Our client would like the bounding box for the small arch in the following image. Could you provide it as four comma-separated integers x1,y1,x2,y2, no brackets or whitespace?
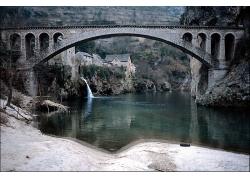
197,33,207,50
225,33,235,62
78,66,81,75
182,32,193,43
53,32,63,44
25,33,35,59
211,33,221,59
10,33,21,50
39,33,49,50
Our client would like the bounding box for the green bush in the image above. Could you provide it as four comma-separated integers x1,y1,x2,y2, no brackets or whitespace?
206,16,218,26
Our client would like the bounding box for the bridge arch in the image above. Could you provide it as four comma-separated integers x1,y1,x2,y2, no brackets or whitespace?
26,27,221,69
211,33,221,59
197,33,207,50
25,33,35,59
182,32,193,43
9,33,21,50
53,32,64,44
39,33,50,50
224,33,235,62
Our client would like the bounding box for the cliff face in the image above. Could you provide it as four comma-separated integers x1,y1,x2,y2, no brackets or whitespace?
0,6,183,27
196,61,250,107
183,6,238,26
183,6,250,107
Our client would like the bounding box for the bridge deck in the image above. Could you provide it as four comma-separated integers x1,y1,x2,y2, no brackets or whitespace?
1,25,245,30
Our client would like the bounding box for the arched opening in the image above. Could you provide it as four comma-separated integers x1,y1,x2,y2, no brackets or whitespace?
10,33,21,50
182,33,193,43
39,33,49,50
53,32,63,44
25,33,35,60
197,33,207,50
211,33,220,59
78,66,81,75
225,33,235,62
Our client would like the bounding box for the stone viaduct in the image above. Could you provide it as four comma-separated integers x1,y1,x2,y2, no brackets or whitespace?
0,25,245,95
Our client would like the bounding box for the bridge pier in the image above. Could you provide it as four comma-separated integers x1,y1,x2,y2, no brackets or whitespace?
20,38,26,62
208,68,229,87
218,38,226,68
25,69,38,97
206,38,211,56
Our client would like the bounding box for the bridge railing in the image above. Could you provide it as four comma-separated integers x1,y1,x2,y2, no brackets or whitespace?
1,25,245,30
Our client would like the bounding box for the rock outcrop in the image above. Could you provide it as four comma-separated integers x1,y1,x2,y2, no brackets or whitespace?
196,61,250,107
183,6,250,107
183,6,238,26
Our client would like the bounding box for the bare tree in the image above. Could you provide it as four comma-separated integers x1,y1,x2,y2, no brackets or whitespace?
0,34,34,106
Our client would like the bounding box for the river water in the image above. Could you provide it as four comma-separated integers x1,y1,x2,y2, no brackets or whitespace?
36,92,250,154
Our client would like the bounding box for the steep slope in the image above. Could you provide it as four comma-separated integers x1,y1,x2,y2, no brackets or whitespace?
0,6,184,27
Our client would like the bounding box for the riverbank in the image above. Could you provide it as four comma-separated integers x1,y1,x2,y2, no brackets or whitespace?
1,99,249,171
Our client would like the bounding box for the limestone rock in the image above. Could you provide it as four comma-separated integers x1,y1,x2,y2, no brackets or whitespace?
196,61,250,107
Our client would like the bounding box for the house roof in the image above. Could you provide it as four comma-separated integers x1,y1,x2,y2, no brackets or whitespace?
105,54,130,62
77,52,93,57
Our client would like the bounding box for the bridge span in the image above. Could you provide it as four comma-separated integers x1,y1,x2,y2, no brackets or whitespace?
0,25,245,88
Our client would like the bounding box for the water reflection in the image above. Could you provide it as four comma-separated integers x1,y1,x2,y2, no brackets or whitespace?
82,97,93,119
37,92,250,154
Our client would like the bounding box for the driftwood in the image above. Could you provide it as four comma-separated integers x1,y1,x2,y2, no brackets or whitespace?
41,100,69,113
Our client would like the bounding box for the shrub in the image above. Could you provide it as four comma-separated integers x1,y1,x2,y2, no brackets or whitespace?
0,111,8,125
206,16,218,26
12,92,23,107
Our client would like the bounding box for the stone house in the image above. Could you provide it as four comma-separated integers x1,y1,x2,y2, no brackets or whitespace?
75,52,93,66
103,54,136,79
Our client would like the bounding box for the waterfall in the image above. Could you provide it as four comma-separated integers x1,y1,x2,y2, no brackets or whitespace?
28,70,38,96
81,77,94,98
153,84,157,92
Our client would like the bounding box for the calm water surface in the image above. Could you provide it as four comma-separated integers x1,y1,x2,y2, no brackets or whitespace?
36,92,250,154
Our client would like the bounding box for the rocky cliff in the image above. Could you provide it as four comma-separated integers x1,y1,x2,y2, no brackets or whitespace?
0,6,183,27
182,6,238,26
183,6,250,107
196,61,250,107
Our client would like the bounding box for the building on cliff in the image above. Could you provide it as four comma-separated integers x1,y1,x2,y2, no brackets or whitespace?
103,54,136,79
75,52,105,66
75,52,93,66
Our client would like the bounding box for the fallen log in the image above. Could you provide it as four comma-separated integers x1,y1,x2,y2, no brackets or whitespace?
41,100,69,113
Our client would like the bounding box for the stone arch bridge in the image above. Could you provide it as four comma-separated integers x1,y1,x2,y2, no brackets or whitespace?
0,25,245,89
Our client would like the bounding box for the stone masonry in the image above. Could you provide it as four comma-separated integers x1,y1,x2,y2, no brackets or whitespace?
0,25,245,95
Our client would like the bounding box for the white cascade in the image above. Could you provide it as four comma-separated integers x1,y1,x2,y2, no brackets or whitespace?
153,84,157,92
81,77,94,98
